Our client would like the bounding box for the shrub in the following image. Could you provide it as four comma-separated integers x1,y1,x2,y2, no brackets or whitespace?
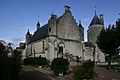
24,56,49,67
50,57,69,76
74,60,95,80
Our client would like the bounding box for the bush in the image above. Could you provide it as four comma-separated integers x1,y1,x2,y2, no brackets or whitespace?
24,56,49,67
74,60,95,80
50,57,69,76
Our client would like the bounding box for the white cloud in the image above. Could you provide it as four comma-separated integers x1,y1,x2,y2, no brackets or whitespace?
5,37,25,49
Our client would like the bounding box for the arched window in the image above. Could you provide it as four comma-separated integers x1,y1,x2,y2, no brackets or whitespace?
58,42,65,55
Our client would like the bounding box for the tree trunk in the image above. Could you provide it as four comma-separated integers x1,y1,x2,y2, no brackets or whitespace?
108,55,112,69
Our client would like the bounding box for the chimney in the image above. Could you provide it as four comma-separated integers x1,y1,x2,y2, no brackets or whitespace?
99,14,104,25
64,5,71,13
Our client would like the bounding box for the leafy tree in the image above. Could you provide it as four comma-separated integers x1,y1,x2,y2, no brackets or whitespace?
0,41,6,55
50,57,69,76
96,23,119,69
115,19,120,53
0,42,21,80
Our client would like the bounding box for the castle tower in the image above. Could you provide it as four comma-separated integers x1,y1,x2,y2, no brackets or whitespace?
87,13,104,45
87,12,105,62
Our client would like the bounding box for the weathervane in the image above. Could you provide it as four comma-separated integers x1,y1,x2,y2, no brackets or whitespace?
38,16,40,21
94,6,96,15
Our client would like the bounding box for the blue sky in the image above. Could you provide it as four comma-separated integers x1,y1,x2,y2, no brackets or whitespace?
0,0,120,48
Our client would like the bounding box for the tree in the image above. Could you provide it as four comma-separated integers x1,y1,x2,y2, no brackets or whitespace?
96,24,119,69
115,19,120,54
0,42,21,80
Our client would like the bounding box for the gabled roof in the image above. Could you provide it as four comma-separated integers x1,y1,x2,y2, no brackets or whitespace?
30,15,64,43
30,24,48,42
89,15,102,27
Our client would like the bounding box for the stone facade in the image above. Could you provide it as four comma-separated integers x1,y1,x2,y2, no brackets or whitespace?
25,5,105,62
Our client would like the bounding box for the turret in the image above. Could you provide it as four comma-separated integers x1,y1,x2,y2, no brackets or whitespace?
99,14,104,25
26,29,32,45
79,20,84,41
36,21,40,30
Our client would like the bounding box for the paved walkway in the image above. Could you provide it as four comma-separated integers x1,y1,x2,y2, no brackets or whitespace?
94,66,120,80
19,66,120,80
19,66,52,80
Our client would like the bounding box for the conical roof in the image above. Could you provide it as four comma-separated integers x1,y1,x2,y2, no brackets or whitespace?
26,29,30,35
89,15,102,27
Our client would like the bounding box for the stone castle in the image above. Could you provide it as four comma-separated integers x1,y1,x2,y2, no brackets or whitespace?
23,5,105,62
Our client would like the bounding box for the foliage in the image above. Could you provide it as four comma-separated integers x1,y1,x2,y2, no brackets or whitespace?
96,20,120,69
0,42,6,54
50,57,69,76
0,42,21,80
112,55,120,62
96,26,117,55
24,56,49,67
74,60,95,80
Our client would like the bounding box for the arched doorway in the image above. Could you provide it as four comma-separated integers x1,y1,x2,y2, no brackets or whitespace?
58,42,65,57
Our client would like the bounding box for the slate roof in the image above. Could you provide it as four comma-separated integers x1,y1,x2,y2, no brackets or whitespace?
30,15,65,43
30,24,49,42
89,15,102,27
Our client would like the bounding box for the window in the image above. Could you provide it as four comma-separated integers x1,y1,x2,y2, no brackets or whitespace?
49,28,51,32
59,46,63,54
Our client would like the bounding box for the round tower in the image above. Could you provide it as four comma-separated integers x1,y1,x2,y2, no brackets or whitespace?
87,14,104,45
87,13,105,62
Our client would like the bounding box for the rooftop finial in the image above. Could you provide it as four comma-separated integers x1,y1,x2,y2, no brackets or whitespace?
79,20,81,24
95,6,96,15
38,16,39,21
28,28,29,32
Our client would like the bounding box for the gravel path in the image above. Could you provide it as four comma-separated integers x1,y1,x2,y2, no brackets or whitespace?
94,66,120,80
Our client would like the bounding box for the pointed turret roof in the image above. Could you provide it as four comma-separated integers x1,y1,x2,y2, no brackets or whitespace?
36,21,40,27
36,21,40,29
26,29,30,35
89,14,102,27
78,20,83,28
